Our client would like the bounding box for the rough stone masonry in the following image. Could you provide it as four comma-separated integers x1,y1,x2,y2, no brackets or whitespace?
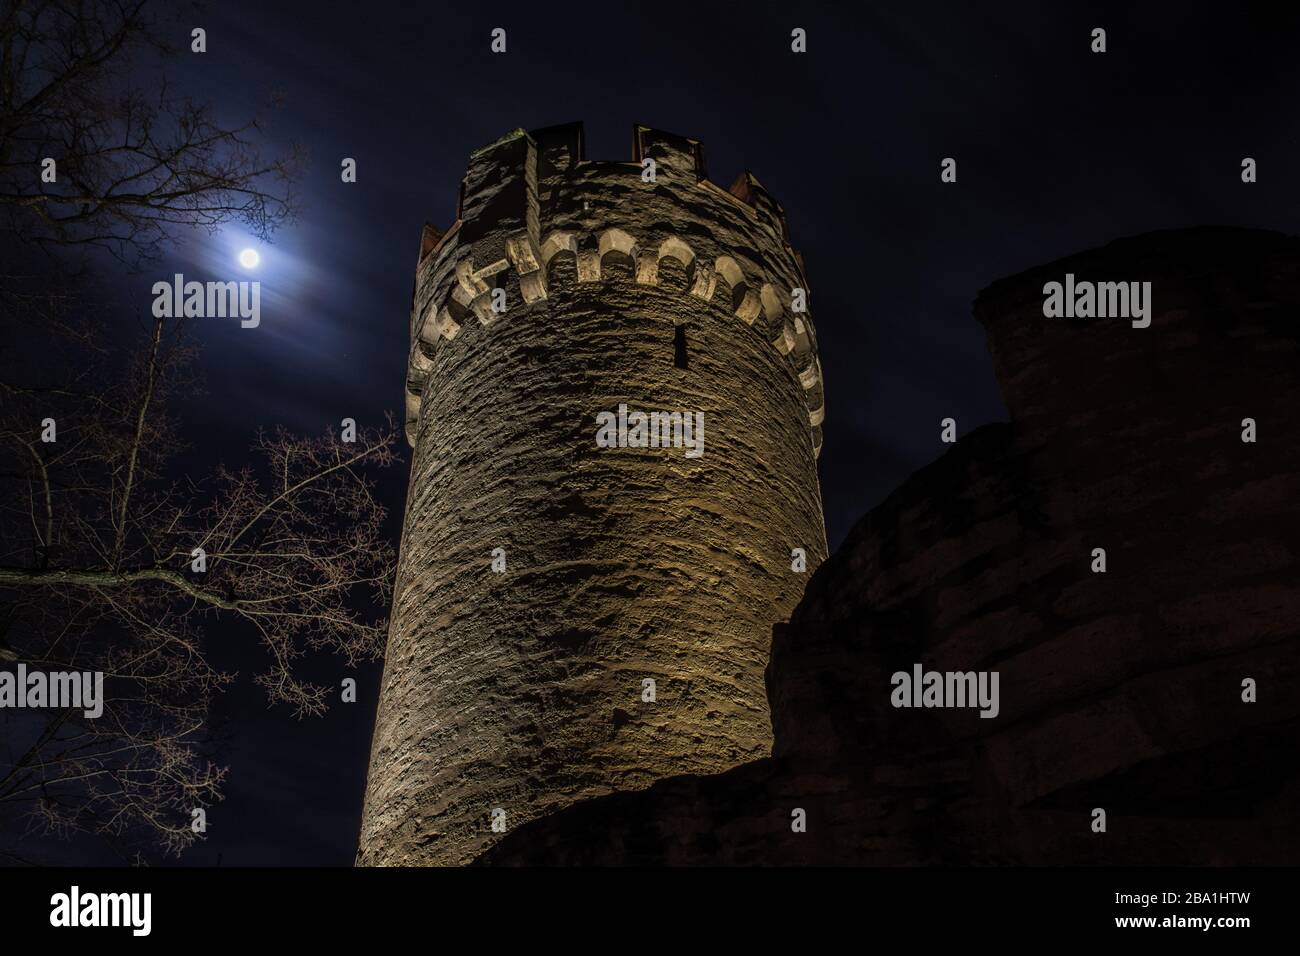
356,123,828,865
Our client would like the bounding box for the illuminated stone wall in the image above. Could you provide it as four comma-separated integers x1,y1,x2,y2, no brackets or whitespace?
357,124,828,865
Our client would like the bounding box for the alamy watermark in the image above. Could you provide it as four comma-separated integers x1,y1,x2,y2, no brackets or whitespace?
152,273,260,328
1042,273,1151,328
890,664,1000,719
50,886,150,936
595,403,705,458
0,663,104,718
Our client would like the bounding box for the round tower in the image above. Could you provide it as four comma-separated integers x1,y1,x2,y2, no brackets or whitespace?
358,123,827,865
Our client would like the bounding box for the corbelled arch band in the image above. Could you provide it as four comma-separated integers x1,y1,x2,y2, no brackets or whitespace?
411,227,825,445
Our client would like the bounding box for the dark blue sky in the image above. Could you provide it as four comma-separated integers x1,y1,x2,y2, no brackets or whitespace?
21,0,1300,864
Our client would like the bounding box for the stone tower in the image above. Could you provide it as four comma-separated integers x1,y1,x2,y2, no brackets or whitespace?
357,123,827,865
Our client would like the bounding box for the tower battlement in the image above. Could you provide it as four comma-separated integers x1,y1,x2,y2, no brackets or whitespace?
404,123,824,455
361,124,828,866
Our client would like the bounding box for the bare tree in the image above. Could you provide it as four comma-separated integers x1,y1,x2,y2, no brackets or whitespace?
0,1,395,863
0,302,398,862
0,0,299,259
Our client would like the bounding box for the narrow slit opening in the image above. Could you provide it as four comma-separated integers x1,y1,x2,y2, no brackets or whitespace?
673,325,688,369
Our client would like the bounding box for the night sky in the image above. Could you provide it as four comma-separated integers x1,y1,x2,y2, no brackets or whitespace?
19,0,1300,864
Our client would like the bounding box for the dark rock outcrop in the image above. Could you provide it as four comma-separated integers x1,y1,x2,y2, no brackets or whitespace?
479,226,1300,865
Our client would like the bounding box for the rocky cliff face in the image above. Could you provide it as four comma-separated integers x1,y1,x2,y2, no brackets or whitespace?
479,226,1300,865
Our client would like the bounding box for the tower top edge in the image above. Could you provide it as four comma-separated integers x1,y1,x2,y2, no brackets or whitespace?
421,122,791,245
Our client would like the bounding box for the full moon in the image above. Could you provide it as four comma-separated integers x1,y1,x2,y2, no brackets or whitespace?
239,248,260,269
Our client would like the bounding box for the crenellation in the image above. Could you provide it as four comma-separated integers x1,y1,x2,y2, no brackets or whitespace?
457,131,532,246
532,121,585,179
727,171,791,242
404,126,827,441
632,125,705,182
416,222,443,266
